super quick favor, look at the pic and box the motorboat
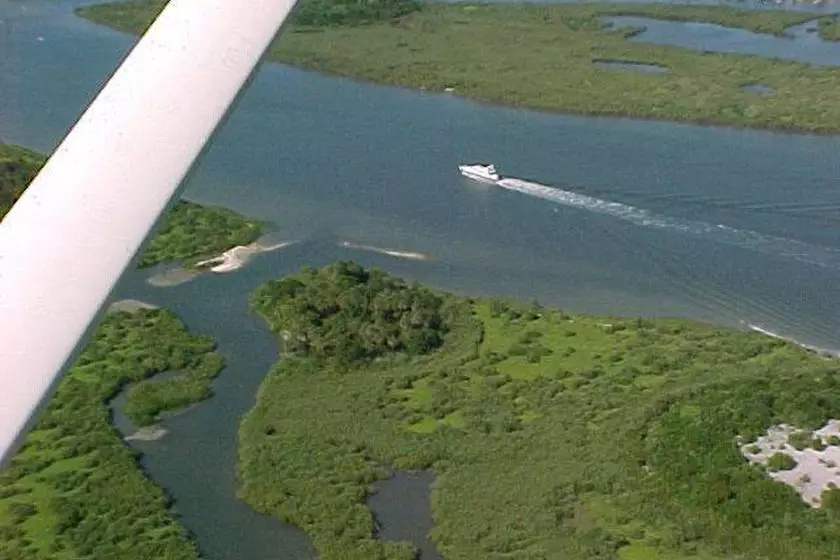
[458,163,500,183]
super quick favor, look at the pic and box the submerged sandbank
[147,266,200,287]
[124,425,168,442]
[107,298,159,312]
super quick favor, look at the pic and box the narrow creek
[111,241,445,559]
[604,16,840,66]
[111,252,318,560]
[8,0,840,558]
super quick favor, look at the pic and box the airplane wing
[0,0,298,466]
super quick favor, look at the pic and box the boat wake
[338,241,430,261]
[495,177,840,270]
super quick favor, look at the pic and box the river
[2,0,840,558]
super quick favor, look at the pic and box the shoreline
[745,322,840,358]
[262,59,840,138]
[73,2,840,137]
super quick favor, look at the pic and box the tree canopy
[251,261,448,363]
[0,143,262,267]
[0,144,45,221]
[291,0,422,27]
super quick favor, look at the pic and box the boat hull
[459,166,500,184]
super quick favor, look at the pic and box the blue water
[605,16,840,66]
[2,0,840,558]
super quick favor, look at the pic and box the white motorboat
[459,163,500,183]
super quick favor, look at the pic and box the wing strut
[0,0,298,466]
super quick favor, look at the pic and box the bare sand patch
[741,420,840,506]
[195,240,297,273]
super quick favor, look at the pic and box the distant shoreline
[77,1,840,135]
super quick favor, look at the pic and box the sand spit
[195,240,297,273]
[338,241,430,261]
[124,425,168,442]
[107,299,159,313]
[741,421,840,506]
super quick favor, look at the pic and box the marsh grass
[80,1,840,132]
[0,310,218,559]
[239,265,840,560]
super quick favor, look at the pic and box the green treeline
[250,261,447,363]
[138,200,262,268]
[240,263,840,560]
[0,144,45,221]
[78,0,421,34]
[0,309,222,559]
[79,1,840,133]
[0,143,262,268]
[292,0,421,27]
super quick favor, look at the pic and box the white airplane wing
[0,0,298,465]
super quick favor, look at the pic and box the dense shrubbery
[241,264,840,559]
[0,310,220,559]
[138,200,263,268]
[79,2,840,133]
[291,0,421,27]
[251,261,448,363]
[1,143,262,268]
[0,144,45,220]
[78,0,421,31]
[819,15,840,42]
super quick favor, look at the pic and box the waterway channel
[3,0,840,557]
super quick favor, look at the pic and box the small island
[239,262,840,559]
[1,143,264,269]
[0,143,254,559]
[0,309,220,559]
[79,0,840,133]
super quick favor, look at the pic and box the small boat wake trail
[497,178,840,270]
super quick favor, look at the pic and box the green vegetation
[0,309,221,559]
[819,15,840,42]
[767,452,797,471]
[241,263,840,560]
[0,143,262,267]
[0,144,45,221]
[78,0,421,32]
[292,0,421,27]
[788,430,825,451]
[250,261,447,363]
[138,200,262,268]
[78,1,840,133]
[820,487,840,515]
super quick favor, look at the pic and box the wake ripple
[496,178,840,270]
